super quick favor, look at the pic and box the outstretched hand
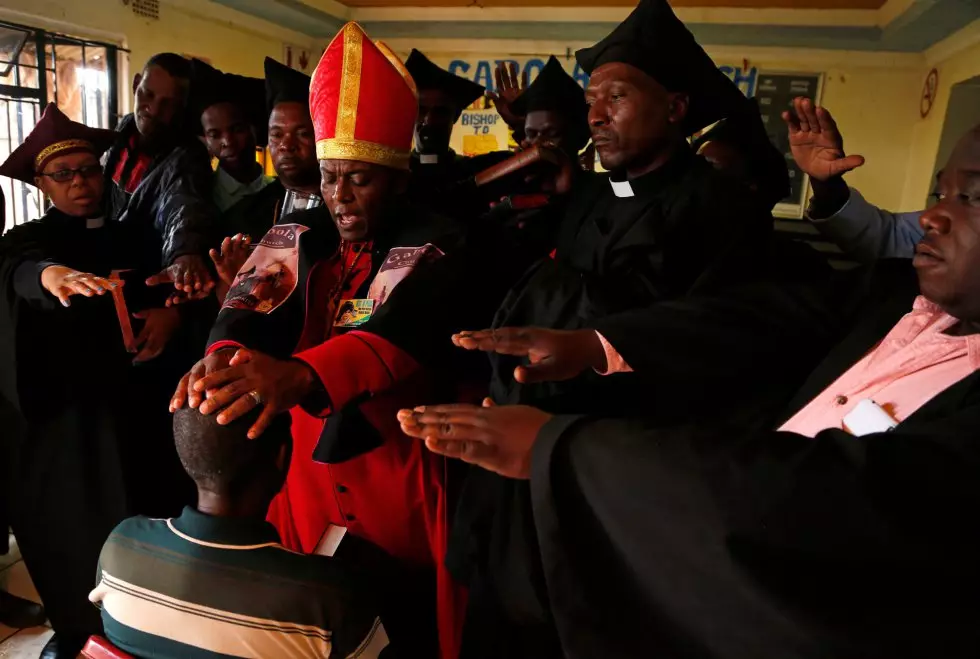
[782,97,865,181]
[397,398,553,479]
[146,254,215,302]
[452,327,607,383]
[39,265,117,307]
[132,307,181,363]
[532,147,577,196]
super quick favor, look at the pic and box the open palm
[488,62,528,132]
[782,97,865,182]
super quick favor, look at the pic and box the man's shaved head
[173,407,291,496]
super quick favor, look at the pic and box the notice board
[753,71,824,219]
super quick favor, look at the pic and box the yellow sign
[462,133,500,157]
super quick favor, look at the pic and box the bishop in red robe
[171,24,470,659]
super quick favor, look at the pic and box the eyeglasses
[39,164,103,183]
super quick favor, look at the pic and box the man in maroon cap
[0,104,191,659]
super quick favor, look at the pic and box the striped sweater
[90,507,389,658]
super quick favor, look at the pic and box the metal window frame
[0,20,127,231]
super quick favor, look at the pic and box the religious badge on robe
[367,243,444,308]
[224,224,306,313]
[334,299,375,328]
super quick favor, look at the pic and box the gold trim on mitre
[317,138,410,171]
[34,139,94,168]
[336,22,364,141]
[374,40,417,99]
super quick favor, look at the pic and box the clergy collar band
[609,178,635,198]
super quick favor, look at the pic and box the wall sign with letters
[437,54,765,157]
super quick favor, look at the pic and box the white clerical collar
[419,154,440,165]
[609,178,634,198]
[86,216,105,229]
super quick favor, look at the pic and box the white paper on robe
[842,399,898,436]
[313,524,348,557]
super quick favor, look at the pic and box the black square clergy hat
[264,56,312,113]
[405,49,485,115]
[575,0,746,135]
[190,59,269,146]
[511,56,587,119]
[512,55,590,147]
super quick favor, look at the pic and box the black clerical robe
[530,259,980,659]
[0,208,191,639]
[445,146,777,659]
[409,150,513,222]
[279,146,784,656]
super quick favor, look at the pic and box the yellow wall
[901,21,980,210]
[0,0,317,110]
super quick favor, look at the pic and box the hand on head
[172,347,316,440]
[782,97,866,181]
[172,348,237,413]
[397,399,552,480]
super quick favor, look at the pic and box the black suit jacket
[530,259,980,659]
[104,115,219,266]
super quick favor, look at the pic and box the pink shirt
[597,332,633,375]
[780,297,980,438]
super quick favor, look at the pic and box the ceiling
[343,0,887,7]
[211,0,979,51]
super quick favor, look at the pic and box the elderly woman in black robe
[0,104,191,659]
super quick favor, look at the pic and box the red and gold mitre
[311,22,418,171]
[0,103,116,184]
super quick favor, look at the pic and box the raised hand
[782,97,865,182]
[210,233,252,303]
[488,61,528,133]
[210,233,251,287]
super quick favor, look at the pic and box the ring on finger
[248,389,264,405]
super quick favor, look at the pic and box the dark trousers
[5,404,129,638]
